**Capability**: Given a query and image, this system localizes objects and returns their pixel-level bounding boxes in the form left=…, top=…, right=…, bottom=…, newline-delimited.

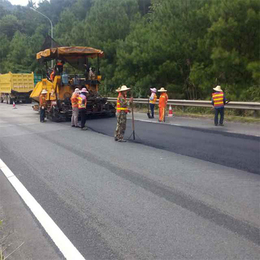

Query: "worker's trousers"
left=214, top=107, right=224, bottom=125
left=40, top=108, right=45, bottom=122
left=71, top=107, right=79, bottom=126
left=79, top=108, right=87, bottom=128
left=159, top=107, right=165, bottom=122
left=115, top=112, right=127, bottom=140
left=150, top=104, right=155, bottom=118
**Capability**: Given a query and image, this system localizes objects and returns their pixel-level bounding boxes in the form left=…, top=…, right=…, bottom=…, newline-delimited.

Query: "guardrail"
left=107, top=98, right=260, bottom=111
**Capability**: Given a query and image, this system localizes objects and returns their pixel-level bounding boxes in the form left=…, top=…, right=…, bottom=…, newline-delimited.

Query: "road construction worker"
left=71, top=88, right=80, bottom=127
left=149, top=88, right=157, bottom=118
left=158, top=87, right=168, bottom=122
left=212, top=85, right=227, bottom=126
left=114, top=85, right=133, bottom=142
left=88, top=67, right=96, bottom=80
left=78, top=88, right=88, bottom=130
left=39, top=89, right=48, bottom=122
left=56, top=60, right=64, bottom=75
left=50, top=69, right=55, bottom=82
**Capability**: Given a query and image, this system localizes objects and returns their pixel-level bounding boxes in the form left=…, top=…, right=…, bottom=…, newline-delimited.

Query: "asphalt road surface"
left=0, top=104, right=259, bottom=260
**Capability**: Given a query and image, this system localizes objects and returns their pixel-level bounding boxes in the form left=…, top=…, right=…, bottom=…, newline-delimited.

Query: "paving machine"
left=30, top=46, right=115, bottom=121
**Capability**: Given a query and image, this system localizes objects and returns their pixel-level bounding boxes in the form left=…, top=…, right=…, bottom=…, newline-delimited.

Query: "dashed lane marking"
left=0, top=158, right=86, bottom=260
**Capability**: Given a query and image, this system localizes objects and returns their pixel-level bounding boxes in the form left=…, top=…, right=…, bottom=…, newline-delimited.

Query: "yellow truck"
left=0, top=72, right=34, bottom=104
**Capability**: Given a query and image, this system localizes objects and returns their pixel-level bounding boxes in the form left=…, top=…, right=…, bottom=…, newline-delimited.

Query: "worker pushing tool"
left=158, top=87, right=168, bottom=122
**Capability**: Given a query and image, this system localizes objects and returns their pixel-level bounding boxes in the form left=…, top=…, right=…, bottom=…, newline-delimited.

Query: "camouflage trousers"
left=115, top=112, right=127, bottom=140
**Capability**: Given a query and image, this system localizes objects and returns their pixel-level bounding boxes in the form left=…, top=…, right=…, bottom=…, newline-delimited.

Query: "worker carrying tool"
left=158, top=87, right=168, bottom=122
left=78, top=88, right=88, bottom=130
left=149, top=88, right=157, bottom=118
left=212, top=85, right=227, bottom=126
left=114, top=85, right=133, bottom=142
left=71, top=88, right=80, bottom=127
left=39, top=89, right=48, bottom=122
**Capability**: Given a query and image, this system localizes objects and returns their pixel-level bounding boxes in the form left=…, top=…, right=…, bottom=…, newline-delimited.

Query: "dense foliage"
left=0, top=0, right=259, bottom=100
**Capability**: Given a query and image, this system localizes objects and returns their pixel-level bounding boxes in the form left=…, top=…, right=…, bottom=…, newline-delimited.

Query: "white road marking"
left=0, top=159, right=86, bottom=260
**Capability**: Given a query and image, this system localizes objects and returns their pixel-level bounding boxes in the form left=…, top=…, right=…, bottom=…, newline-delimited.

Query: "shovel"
left=147, top=97, right=152, bottom=118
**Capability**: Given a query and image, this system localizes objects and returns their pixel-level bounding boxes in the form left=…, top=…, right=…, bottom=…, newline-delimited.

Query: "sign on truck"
left=0, top=72, right=34, bottom=104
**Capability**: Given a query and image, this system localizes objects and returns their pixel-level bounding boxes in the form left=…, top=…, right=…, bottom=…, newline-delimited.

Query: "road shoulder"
left=0, top=172, right=63, bottom=260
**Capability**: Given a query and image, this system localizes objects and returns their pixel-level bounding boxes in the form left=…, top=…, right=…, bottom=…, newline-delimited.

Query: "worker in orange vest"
left=70, top=88, right=80, bottom=127
left=158, top=87, right=168, bottom=122
left=211, top=85, right=227, bottom=126
left=114, top=85, right=133, bottom=142
left=39, top=89, right=48, bottom=122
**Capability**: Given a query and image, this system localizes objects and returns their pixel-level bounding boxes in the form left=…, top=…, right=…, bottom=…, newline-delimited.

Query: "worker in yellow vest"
left=149, top=88, right=157, bottom=118
left=114, top=85, right=133, bottom=142
left=78, top=88, right=88, bottom=130
left=211, top=85, right=226, bottom=126
left=39, top=89, right=48, bottom=122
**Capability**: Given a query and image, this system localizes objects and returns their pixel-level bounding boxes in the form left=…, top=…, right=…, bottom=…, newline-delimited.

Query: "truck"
left=0, top=72, right=34, bottom=104
left=30, top=46, right=115, bottom=121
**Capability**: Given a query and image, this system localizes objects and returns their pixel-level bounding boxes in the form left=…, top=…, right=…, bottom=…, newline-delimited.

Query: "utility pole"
left=30, top=7, right=54, bottom=68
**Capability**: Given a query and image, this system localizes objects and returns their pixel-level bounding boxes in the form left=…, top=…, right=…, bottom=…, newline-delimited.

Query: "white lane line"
left=0, top=159, right=86, bottom=260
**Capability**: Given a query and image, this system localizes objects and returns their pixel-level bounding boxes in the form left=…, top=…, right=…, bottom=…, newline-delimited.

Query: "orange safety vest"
left=159, top=93, right=168, bottom=108
left=39, top=94, right=47, bottom=108
left=149, top=94, right=157, bottom=104
left=212, top=92, right=224, bottom=108
left=78, top=94, right=87, bottom=109
left=116, top=93, right=128, bottom=113
left=71, top=93, right=79, bottom=108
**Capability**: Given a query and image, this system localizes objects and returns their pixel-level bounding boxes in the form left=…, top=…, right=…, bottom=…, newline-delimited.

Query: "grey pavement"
left=0, top=103, right=260, bottom=260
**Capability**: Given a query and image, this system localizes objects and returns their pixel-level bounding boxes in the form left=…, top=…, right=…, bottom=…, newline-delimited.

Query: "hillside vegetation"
left=0, top=0, right=259, bottom=100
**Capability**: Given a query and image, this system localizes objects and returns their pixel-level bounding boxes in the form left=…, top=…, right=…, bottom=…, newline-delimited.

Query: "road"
left=0, top=103, right=259, bottom=260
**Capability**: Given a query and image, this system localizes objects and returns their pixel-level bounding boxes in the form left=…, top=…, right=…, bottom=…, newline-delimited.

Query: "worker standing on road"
left=71, top=88, right=80, bottom=127
left=158, top=87, right=168, bottom=122
left=114, top=85, right=133, bottom=142
left=39, top=89, right=48, bottom=123
left=149, top=88, right=157, bottom=118
left=212, top=85, right=226, bottom=126
left=78, top=88, right=88, bottom=130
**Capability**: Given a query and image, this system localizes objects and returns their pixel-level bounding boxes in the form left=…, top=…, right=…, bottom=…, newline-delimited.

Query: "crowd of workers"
left=38, top=83, right=227, bottom=141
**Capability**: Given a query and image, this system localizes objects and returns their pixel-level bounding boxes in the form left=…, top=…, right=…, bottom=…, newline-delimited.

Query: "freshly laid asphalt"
left=85, top=115, right=260, bottom=174
left=0, top=104, right=259, bottom=260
